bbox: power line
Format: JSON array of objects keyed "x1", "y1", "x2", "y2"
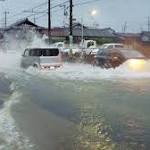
[
  {"x1": 1, "y1": 0, "x2": 101, "y2": 28},
  {"x1": 31, "y1": 0, "x2": 102, "y2": 27},
  {"x1": 29, "y1": 1, "x2": 69, "y2": 19},
  {"x1": 8, "y1": 2, "x2": 47, "y2": 19},
  {"x1": 4, "y1": 0, "x2": 68, "y2": 25},
  {"x1": 1, "y1": 1, "x2": 65, "y2": 27},
  {"x1": 35, "y1": 7, "x2": 64, "y2": 20},
  {"x1": 32, "y1": 1, "x2": 47, "y2": 10},
  {"x1": 7, "y1": 0, "x2": 57, "y2": 20},
  {"x1": 13, "y1": 1, "x2": 69, "y2": 18},
  {"x1": 25, "y1": 1, "x2": 69, "y2": 20},
  {"x1": 74, "y1": 0, "x2": 101, "y2": 7}
]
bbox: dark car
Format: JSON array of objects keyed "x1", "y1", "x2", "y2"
[{"x1": 95, "y1": 48, "x2": 147, "y2": 69}]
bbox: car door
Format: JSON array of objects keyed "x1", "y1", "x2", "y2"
[
  {"x1": 21, "y1": 49, "x2": 39, "y2": 68},
  {"x1": 21, "y1": 49, "x2": 30, "y2": 68}
]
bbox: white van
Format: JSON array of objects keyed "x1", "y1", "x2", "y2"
[{"x1": 21, "y1": 48, "x2": 62, "y2": 69}]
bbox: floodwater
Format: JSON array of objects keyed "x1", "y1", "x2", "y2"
[{"x1": 0, "y1": 52, "x2": 150, "y2": 150}]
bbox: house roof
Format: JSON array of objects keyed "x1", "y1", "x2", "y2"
[
  {"x1": 73, "y1": 22, "x2": 87, "y2": 29},
  {"x1": 1, "y1": 18, "x2": 116, "y2": 38},
  {"x1": 5, "y1": 18, "x2": 38, "y2": 31},
  {"x1": 50, "y1": 27, "x2": 116, "y2": 38},
  {"x1": 10, "y1": 18, "x2": 38, "y2": 27},
  {"x1": 73, "y1": 27, "x2": 116, "y2": 37},
  {"x1": 116, "y1": 32, "x2": 140, "y2": 38}
]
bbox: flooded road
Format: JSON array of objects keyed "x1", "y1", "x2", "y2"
[{"x1": 0, "y1": 52, "x2": 150, "y2": 150}]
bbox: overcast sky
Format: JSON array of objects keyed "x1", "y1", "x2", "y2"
[{"x1": 0, "y1": 0, "x2": 150, "y2": 32}]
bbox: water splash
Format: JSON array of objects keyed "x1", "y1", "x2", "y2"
[
  {"x1": 0, "y1": 91, "x2": 35, "y2": 150},
  {"x1": 0, "y1": 50, "x2": 149, "y2": 81},
  {"x1": 27, "y1": 61, "x2": 150, "y2": 81}
]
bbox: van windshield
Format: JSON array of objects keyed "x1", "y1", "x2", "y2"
[
  {"x1": 29, "y1": 49, "x2": 59, "y2": 56},
  {"x1": 29, "y1": 49, "x2": 42, "y2": 56}
]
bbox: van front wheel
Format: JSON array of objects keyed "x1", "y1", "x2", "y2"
[{"x1": 33, "y1": 64, "x2": 40, "y2": 69}]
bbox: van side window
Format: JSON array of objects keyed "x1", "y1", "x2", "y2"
[{"x1": 43, "y1": 49, "x2": 59, "y2": 56}]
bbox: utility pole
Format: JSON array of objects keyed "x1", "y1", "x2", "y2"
[
  {"x1": 122, "y1": 21, "x2": 127, "y2": 33},
  {"x1": 23, "y1": 9, "x2": 47, "y2": 24},
  {"x1": 33, "y1": 15, "x2": 36, "y2": 24},
  {"x1": 32, "y1": 9, "x2": 36, "y2": 24},
  {"x1": 59, "y1": 4, "x2": 68, "y2": 27},
  {"x1": 81, "y1": 18, "x2": 84, "y2": 47},
  {"x1": 0, "y1": 0, "x2": 5, "y2": 28},
  {"x1": 4, "y1": 11, "x2": 9, "y2": 28},
  {"x1": 148, "y1": 16, "x2": 150, "y2": 32},
  {"x1": 48, "y1": 0, "x2": 51, "y2": 44},
  {"x1": 69, "y1": 0, "x2": 73, "y2": 49}
]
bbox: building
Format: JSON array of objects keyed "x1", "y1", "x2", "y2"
[
  {"x1": 0, "y1": 18, "x2": 42, "y2": 50},
  {"x1": 39, "y1": 23, "x2": 118, "y2": 43},
  {"x1": 0, "y1": 19, "x2": 118, "y2": 44},
  {"x1": 0, "y1": 18, "x2": 149, "y2": 55},
  {"x1": 117, "y1": 32, "x2": 150, "y2": 56}
]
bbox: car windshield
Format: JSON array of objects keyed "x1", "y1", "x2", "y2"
[
  {"x1": 100, "y1": 44, "x2": 109, "y2": 49},
  {"x1": 29, "y1": 49, "x2": 59, "y2": 56},
  {"x1": 115, "y1": 45, "x2": 124, "y2": 48},
  {"x1": 100, "y1": 44, "x2": 124, "y2": 49},
  {"x1": 121, "y1": 49, "x2": 145, "y2": 58}
]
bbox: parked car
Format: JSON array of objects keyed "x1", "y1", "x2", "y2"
[
  {"x1": 90, "y1": 48, "x2": 100, "y2": 55},
  {"x1": 95, "y1": 48, "x2": 147, "y2": 69},
  {"x1": 100, "y1": 43, "x2": 125, "y2": 49},
  {"x1": 84, "y1": 43, "x2": 124, "y2": 55},
  {"x1": 21, "y1": 48, "x2": 62, "y2": 69},
  {"x1": 52, "y1": 42, "x2": 66, "y2": 52}
]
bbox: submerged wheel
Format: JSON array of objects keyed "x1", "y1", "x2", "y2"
[
  {"x1": 96, "y1": 59, "x2": 105, "y2": 68},
  {"x1": 96, "y1": 53, "x2": 126, "y2": 69},
  {"x1": 33, "y1": 63, "x2": 40, "y2": 69},
  {"x1": 109, "y1": 53, "x2": 126, "y2": 68}
]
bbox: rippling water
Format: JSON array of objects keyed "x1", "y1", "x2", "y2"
[{"x1": 0, "y1": 52, "x2": 150, "y2": 150}]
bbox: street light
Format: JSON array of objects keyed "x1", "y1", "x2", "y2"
[
  {"x1": 81, "y1": 18, "x2": 84, "y2": 48},
  {"x1": 90, "y1": 9, "x2": 99, "y2": 28},
  {"x1": 81, "y1": 9, "x2": 98, "y2": 47},
  {"x1": 91, "y1": 9, "x2": 97, "y2": 16}
]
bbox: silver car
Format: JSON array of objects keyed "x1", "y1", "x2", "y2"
[{"x1": 21, "y1": 48, "x2": 62, "y2": 69}]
